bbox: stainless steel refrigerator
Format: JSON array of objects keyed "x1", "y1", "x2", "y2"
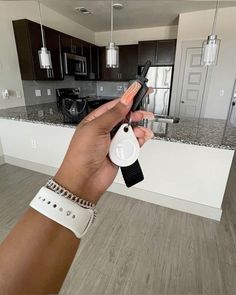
[{"x1": 142, "y1": 66, "x2": 173, "y2": 115}]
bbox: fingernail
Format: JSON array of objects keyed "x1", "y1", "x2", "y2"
[
  {"x1": 120, "y1": 82, "x2": 141, "y2": 106},
  {"x1": 146, "y1": 130, "x2": 154, "y2": 140},
  {"x1": 138, "y1": 127, "x2": 154, "y2": 140},
  {"x1": 144, "y1": 129, "x2": 154, "y2": 140}
]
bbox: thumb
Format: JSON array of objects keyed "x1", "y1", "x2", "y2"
[{"x1": 93, "y1": 81, "x2": 141, "y2": 132}]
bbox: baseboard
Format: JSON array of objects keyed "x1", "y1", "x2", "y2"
[
  {"x1": 0, "y1": 155, "x2": 5, "y2": 165},
  {"x1": 108, "y1": 183, "x2": 222, "y2": 221},
  {"x1": 4, "y1": 155, "x2": 57, "y2": 176},
  {"x1": 4, "y1": 155, "x2": 222, "y2": 221}
]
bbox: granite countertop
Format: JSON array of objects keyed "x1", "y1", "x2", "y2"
[{"x1": 0, "y1": 102, "x2": 236, "y2": 150}]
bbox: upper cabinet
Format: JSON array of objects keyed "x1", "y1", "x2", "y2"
[
  {"x1": 138, "y1": 41, "x2": 157, "y2": 66},
  {"x1": 13, "y1": 19, "x2": 99, "y2": 81},
  {"x1": 13, "y1": 19, "x2": 176, "y2": 82},
  {"x1": 99, "y1": 45, "x2": 138, "y2": 81},
  {"x1": 13, "y1": 19, "x2": 63, "y2": 81},
  {"x1": 138, "y1": 39, "x2": 176, "y2": 66}
]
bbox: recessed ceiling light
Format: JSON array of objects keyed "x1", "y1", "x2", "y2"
[
  {"x1": 113, "y1": 3, "x2": 124, "y2": 10},
  {"x1": 75, "y1": 7, "x2": 92, "y2": 15}
]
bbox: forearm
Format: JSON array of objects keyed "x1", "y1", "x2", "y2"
[{"x1": 0, "y1": 208, "x2": 79, "y2": 294}]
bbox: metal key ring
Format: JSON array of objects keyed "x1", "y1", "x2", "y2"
[{"x1": 126, "y1": 112, "x2": 132, "y2": 126}]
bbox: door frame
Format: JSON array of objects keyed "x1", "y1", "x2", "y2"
[{"x1": 174, "y1": 40, "x2": 212, "y2": 118}]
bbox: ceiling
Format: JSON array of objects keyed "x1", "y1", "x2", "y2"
[{"x1": 4, "y1": 0, "x2": 236, "y2": 32}]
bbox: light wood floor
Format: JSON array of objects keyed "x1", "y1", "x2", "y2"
[{"x1": 0, "y1": 158, "x2": 236, "y2": 295}]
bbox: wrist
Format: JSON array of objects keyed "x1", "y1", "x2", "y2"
[{"x1": 54, "y1": 166, "x2": 90, "y2": 202}]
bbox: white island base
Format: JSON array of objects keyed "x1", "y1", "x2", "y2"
[{"x1": 0, "y1": 119, "x2": 234, "y2": 221}]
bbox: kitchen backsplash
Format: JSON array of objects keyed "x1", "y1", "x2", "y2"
[
  {"x1": 22, "y1": 77, "x2": 97, "y2": 106},
  {"x1": 22, "y1": 78, "x2": 129, "y2": 106},
  {"x1": 96, "y1": 81, "x2": 128, "y2": 98}
]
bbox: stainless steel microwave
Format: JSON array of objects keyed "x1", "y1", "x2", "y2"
[{"x1": 64, "y1": 53, "x2": 87, "y2": 76}]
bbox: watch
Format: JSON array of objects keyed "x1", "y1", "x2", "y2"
[{"x1": 30, "y1": 187, "x2": 95, "y2": 239}]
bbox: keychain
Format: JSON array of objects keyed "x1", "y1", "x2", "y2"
[
  {"x1": 109, "y1": 60, "x2": 152, "y2": 187},
  {"x1": 109, "y1": 114, "x2": 140, "y2": 167}
]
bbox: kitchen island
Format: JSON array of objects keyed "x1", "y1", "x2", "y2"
[{"x1": 0, "y1": 102, "x2": 235, "y2": 220}]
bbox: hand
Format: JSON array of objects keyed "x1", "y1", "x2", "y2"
[{"x1": 54, "y1": 82, "x2": 154, "y2": 203}]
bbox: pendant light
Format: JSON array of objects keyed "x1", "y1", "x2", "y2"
[
  {"x1": 37, "y1": 0, "x2": 52, "y2": 69},
  {"x1": 106, "y1": 0, "x2": 119, "y2": 68},
  {"x1": 202, "y1": 0, "x2": 221, "y2": 66}
]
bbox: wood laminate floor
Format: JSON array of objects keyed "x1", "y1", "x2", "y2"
[{"x1": 0, "y1": 159, "x2": 236, "y2": 295}]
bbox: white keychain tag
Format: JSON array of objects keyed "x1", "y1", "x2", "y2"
[{"x1": 109, "y1": 123, "x2": 140, "y2": 167}]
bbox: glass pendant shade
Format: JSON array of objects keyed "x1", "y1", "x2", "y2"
[
  {"x1": 202, "y1": 35, "x2": 220, "y2": 66},
  {"x1": 106, "y1": 42, "x2": 119, "y2": 68},
  {"x1": 38, "y1": 47, "x2": 52, "y2": 69}
]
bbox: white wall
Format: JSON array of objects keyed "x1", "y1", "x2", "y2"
[
  {"x1": 0, "y1": 137, "x2": 4, "y2": 165},
  {"x1": 95, "y1": 25, "x2": 178, "y2": 46},
  {"x1": 0, "y1": 0, "x2": 95, "y2": 110},
  {"x1": 0, "y1": 118, "x2": 234, "y2": 220},
  {"x1": 171, "y1": 7, "x2": 236, "y2": 120}
]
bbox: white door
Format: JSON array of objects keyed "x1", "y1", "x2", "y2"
[{"x1": 179, "y1": 47, "x2": 207, "y2": 118}]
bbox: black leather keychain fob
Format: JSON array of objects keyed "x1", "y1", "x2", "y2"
[{"x1": 112, "y1": 60, "x2": 152, "y2": 188}]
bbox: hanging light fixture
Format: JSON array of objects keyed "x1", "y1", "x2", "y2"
[
  {"x1": 37, "y1": 0, "x2": 52, "y2": 69},
  {"x1": 202, "y1": 0, "x2": 221, "y2": 66},
  {"x1": 106, "y1": 0, "x2": 119, "y2": 68}
]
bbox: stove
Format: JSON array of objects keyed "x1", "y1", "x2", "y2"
[
  {"x1": 56, "y1": 88, "x2": 89, "y2": 124},
  {"x1": 56, "y1": 88, "x2": 116, "y2": 124}
]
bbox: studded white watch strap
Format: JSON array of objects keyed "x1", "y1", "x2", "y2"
[{"x1": 30, "y1": 187, "x2": 94, "y2": 239}]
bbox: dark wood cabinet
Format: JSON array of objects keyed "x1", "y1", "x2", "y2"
[
  {"x1": 119, "y1": 45, "x2": 138, "y2": 81},
  {"x1": 138, "y1": 41, "x2": 156, "y2": 66},
  {"x1": 13, "y1": 19, "x2": 63, "y2": 81},
  {"x1": 44, "y1": 27, "x2": 63, "y2": 80},
  {"x1": 156, "y1": 39, "x2": 176, "y2": 65},
  {"x1": 138, "y1": 39, "x2": 176, "y2": 66},
  {"x1": 99, "y1": 45, "x2": 138, "y2": 81},
  {"x1": 89, "y1": 45, "x2": 100, "y2": 80},
  {"x1": 60, "y1": 34, "x2": 72, "y2": 54},
  {"x1": 99, "y1": 47, "x2": 119, "y2": 81}
]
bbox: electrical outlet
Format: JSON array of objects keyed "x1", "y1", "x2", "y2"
[
  {"x1": 47, "y1": 89, "x2": 52, "y2": 96},
  {"x1": 31, "y1": 139, "x2": 37, "y2": 149},
  {"x1": 2, "y1": 89, "x2": 9, "y2": 99},
  {"x1": 116, "y1": 85, "x2": 123, "y2": 91},
  {"x1": 35, "y1": 89, "x2": 41, "y2": 97},
  {"x1": 38, "y1": 110, "x2": 44, "y2": 117},
  {"x1": 219, "y1": 89, "x2": 225, "y2": 97}
]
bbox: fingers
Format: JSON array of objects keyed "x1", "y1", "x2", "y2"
[
  {"x1": 133, "y1": 126, "x2": 154, "y2": 147},
  {"x1": 131, "y1": 110, "x2": 154, "y2": 122},
  {"x1": 83, "y1": 99, "x2": 120, "y2": 124},
  {"x1": 92, "y1": 82, "x2": 142, "y2": 132},
  {"x1": 82, "y1": 86, "x2": 153, "y2": 126}
]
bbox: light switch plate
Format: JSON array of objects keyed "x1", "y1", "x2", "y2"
[
  {"x1": 219, "y1": 89, "x2": 225, "y2": 97},
  {"x1": 35, "y1": 89, "x2": 41, "y2": 97},
  {"x1": 100, "y1": 86, "x2": 104, "y2": 92},
  {"x1": 47, "y1": 89, "x2": 52, "y2": 96}
]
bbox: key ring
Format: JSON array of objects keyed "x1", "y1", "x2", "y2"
[{"x1": 126, "y1": 111, "x2": 132, "y2": 126}]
